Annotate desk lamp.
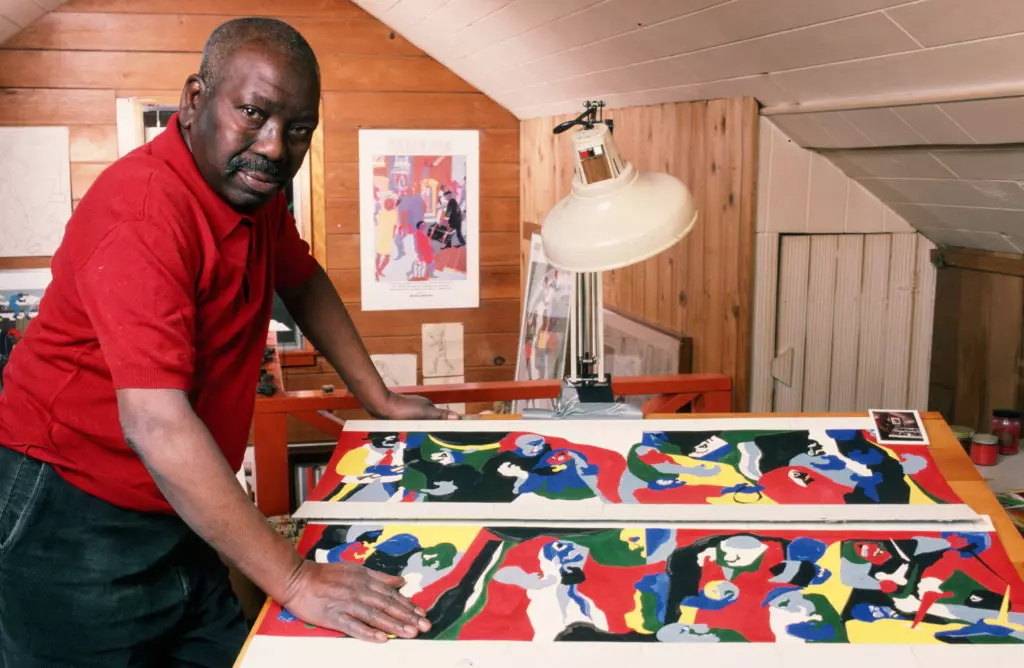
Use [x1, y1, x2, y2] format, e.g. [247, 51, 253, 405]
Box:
[527, 101, 698, 419]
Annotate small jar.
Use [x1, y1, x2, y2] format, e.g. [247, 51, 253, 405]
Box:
[971, 433, 1000, 467]
[950, 425, 975, 453]
[991, 409, 1021, 456]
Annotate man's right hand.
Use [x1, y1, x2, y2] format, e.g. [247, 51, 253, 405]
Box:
[279, 560, 431, 643]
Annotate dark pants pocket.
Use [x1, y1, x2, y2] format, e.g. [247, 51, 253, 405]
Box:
[0, 447, 46, 554]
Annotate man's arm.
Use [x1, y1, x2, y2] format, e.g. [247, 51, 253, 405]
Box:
[116, 388, 430, 642]
[277, 266, 458, 419]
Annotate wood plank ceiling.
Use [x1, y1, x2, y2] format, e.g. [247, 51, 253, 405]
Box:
[4, 0, 1024, 253]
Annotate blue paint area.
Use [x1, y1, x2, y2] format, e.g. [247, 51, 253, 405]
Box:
[850, 471, 884, 502]
[641, 432, 667, 447]
[825, 429, 859, 441]
[850, 603, 900, 623]
[636, 573, 670, 622]
[789, 537, 827, 563]
[646, 529, 671, 558]
[277, 608, 298, 622]
[648, 478, 686, 490]
[786, 619, 837, 641]
[941, 531, 992, 557]
[375, 533, 421, 556]
[936, 620, 1017, 640]
[720, 482, 764, 496]
[682, 587, 738, 611]
[808, 454, 847, 470]
[519, 451, 597, 496]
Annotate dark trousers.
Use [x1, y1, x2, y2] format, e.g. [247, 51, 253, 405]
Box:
[0, 446, 248, 667]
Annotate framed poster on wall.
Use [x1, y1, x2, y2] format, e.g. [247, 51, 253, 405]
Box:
[357, 129, 480, 311]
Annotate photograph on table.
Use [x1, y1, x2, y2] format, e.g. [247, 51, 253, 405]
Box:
[256, 522, 1024, 645]
[298, 418, 962, 509]
[512, 233, 571, 412]
[870, 409, 929, 445]
[0, 268, 52, 391]
[358, 129, 479, 311]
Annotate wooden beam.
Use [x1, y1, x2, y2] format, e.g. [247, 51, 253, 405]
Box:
[932, 246, 1024, 278]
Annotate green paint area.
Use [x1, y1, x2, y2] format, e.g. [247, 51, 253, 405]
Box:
[572, 530, 647, 567]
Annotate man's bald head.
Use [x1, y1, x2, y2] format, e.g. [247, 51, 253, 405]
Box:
[198, 17, 320, 93]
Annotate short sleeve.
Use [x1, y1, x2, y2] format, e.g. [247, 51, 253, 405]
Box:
[274, 203, 321, 290]
[75, 220, 197, 391]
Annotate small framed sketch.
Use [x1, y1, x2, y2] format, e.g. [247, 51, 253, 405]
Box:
[870, 409, 929, 445]
[270, 292, 305, 352]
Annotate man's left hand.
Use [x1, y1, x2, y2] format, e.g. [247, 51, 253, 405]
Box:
[377, 391, 461, 420]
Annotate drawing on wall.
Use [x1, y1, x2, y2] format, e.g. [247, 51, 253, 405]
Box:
[358, 130, 479, 311]
[0, 268, 51, 391]
[370, 354, 417, 388]
[871, 409, 929, 445]
[302, 421, 961, 507]
[513, 233, 572, 413]
[0, 127, 73, 258]
[422, 323, 464, 379]
[423, 375, 466, 415]
[257, 523, 1024, 644]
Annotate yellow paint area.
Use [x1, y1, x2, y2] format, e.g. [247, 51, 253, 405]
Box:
[427, 435, 501, 452]
[369, 525, 482, 553]
[990, 586, 1024, 632]
[619, 528, 647, 557]
[846, 619, 947, 644]
[677, 604, 698, 625]
[800, 543, 851, 613]
[625, 591, 654, 634]
[328, 448, 375, 501]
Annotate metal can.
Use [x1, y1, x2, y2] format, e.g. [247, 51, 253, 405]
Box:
[971, 433, 1000, 467]
[991, 409, 1021, 456]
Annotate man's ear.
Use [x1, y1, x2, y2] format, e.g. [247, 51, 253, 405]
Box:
[178, 74, 208, 129]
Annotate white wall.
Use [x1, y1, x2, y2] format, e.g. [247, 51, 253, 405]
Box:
[750, 118, 937, 413]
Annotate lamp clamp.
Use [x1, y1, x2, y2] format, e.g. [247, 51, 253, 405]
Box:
[552, 100, 614, 135]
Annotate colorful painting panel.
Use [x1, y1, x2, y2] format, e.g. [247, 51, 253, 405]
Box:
[305, 422, 961, 507]
[257, 523, 1024, 645]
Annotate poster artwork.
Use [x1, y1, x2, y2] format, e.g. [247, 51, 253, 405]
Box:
[358, 130, 479, 311]
[257, 523, 1024, 645]
[0, 268, 51, 391]
[513, 233, 571, 412]
[306, 425, 961, 507]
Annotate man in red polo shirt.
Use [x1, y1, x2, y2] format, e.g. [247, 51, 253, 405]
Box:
[0, 18, 447, 668]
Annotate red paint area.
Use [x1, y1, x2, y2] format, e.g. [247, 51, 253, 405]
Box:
[758, 466, 851, 504]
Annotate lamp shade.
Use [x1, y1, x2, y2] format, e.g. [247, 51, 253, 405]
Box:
[541, 124, 698, 273]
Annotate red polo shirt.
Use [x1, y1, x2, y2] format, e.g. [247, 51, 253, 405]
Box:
[0, 113, 320, 514]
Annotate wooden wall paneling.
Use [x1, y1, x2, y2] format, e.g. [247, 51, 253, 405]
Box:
[3, 13, 424, 56]
[682, 102, 709, 353]
[735, 98, 760, 414]
[829, 235, 865, 410]
[701, 100, 727, 381]
[68, 125, 118, 162]
[0, 89, 115, 125]
[773, 235, 810, 412]
[749, 233, 779, 412]
[70, 162, 109, 199]
[0, 51, 199, 90]
[953, 269, 993, 430]
[325, 92, 518, 130]
[653, 104, 679, 329]
[59, 0, 367, 18]
[327, 128, 518, 163]
[672, 103, 698, 335]
[349, 299, 520, 338]
[881, 234, 918, 407]
[855, 235, 892, 411]
[929, 267, 962, 419]
[983, 273, 1023, 424]
[908, 236, 937, 410]
[802, 235, 839, 412]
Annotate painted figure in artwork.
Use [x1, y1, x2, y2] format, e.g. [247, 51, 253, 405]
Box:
[374, 194, 398, 281]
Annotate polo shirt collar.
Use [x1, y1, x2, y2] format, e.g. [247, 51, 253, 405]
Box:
[148, 112, 257, 240]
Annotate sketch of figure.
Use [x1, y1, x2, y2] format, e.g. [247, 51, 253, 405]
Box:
[423, 325, 460, 377]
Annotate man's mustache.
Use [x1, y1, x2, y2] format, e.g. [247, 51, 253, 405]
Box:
[226, 154, 282, 180]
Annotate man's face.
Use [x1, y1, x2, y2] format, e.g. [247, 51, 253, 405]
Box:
[179, 44, 320, 212]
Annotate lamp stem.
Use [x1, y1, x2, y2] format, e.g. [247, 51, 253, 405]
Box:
[568, 273, 578, 384]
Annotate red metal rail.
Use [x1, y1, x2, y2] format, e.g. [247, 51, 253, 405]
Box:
[251, 373, 733, 517]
